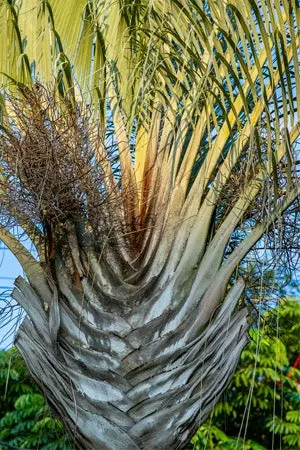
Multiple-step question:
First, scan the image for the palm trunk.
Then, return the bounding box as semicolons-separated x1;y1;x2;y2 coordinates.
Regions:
14;251;248;450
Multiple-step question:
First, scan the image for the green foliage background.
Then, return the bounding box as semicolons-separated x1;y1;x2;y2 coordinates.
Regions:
0;349;71;450
189;300;300;450
0;300;299;450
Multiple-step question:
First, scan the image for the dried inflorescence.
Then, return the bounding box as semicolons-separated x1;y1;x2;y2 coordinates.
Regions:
0;84;124;252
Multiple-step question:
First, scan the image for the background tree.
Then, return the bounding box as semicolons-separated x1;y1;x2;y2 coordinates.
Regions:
0;349;71;450
190;299;300;449
0;1;300;449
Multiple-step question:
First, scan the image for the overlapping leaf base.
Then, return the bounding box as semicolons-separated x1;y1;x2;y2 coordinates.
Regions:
14;258;248;450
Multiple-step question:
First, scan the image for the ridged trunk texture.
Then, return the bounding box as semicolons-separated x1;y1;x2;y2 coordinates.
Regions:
13;250;249;450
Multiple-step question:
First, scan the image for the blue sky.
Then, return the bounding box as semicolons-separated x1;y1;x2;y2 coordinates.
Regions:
0;247;24;349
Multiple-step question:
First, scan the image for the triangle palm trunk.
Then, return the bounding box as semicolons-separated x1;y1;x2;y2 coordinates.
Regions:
14;251;248;450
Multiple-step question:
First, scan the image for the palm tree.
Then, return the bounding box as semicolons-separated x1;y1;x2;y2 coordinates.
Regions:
0;1;299;449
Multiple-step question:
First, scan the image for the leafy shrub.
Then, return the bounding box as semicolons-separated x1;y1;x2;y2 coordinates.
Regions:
0;349;71;449
189;300;300;449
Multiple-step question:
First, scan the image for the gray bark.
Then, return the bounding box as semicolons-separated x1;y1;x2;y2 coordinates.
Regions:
13;249;248;450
